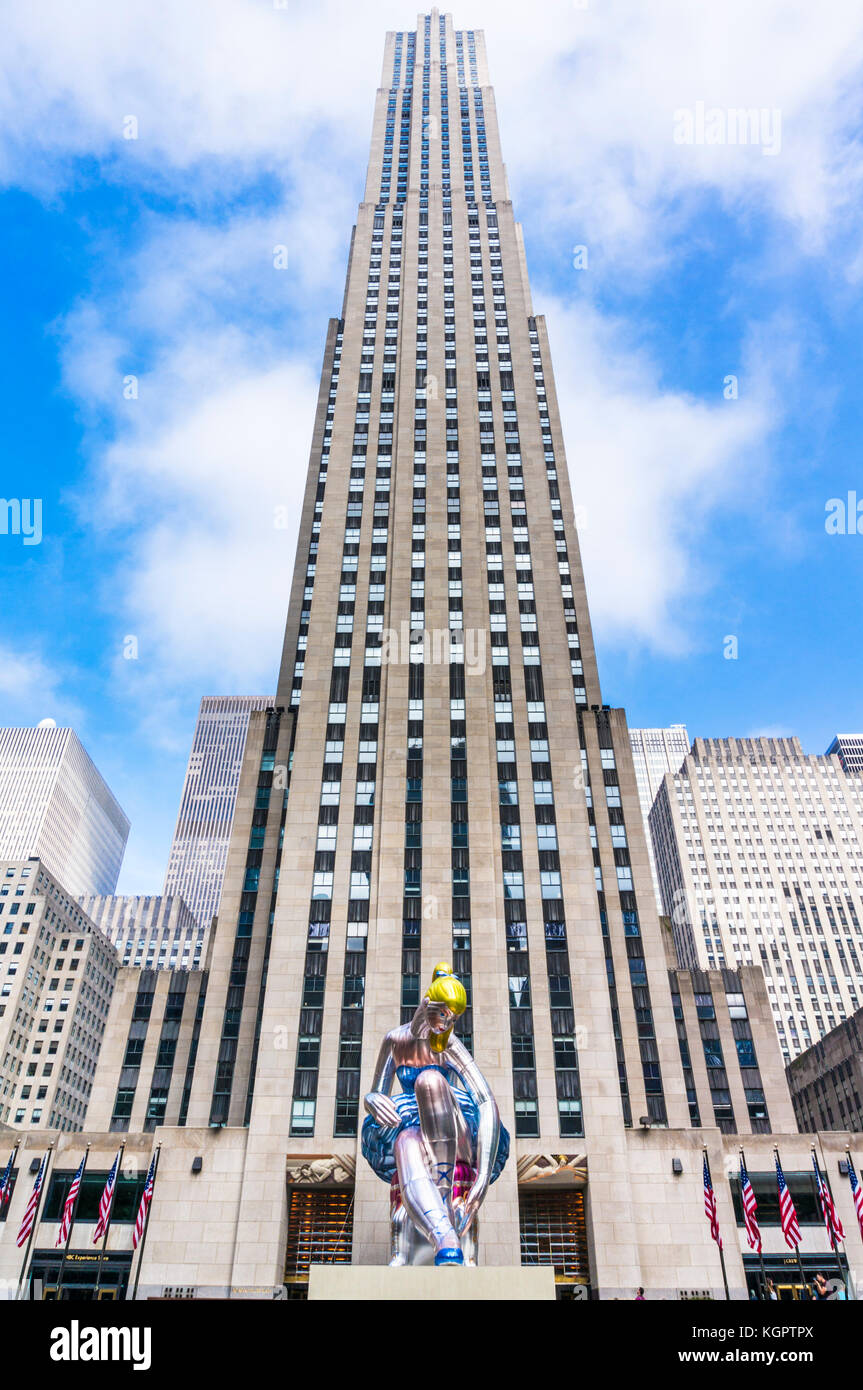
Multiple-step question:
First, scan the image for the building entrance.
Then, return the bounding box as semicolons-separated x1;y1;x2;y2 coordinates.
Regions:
519;1188;590;1296
29;1250;133;1300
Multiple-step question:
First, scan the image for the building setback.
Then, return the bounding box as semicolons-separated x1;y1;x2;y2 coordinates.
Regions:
650;736;863;1062
79;893;202;972
1;13;861;1302
163;697;275;931
0;726;129;895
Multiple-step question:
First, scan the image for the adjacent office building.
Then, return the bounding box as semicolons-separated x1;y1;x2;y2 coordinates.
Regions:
1;15;861;1302
162;697;275;930
78;893;202;971
827;734;863;777
0;726;129;895
787;1005;863;1134
650;736;863;1062
0;859;118;1131
629;725;689;908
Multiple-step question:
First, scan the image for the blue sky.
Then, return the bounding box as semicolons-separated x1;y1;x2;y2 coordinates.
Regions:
1;0;862;893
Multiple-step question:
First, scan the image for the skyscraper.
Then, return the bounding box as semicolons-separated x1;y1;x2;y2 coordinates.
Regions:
0;725;129;895
3;14;859;1305
163;696;275;929
180;7;691;1282
629;725;690;906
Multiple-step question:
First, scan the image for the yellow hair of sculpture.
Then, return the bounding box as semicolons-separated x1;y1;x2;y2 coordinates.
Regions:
425;962;467;1018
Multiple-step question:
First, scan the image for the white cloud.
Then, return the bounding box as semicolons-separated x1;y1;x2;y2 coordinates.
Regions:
86;339;318;692
2;0;862;260
545;297;775;651
4;0;854;707
0;642;81;726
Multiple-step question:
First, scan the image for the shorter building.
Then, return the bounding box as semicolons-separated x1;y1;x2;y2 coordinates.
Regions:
827;734;863;777
661;919;797;1137
0;725;129;894
786;1006;863;1134
86;954;210;1134
650;736;863;1062
0;859;118;1131
79;893;202;971
629;725;690;908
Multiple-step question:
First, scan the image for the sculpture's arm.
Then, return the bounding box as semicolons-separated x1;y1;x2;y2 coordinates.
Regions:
446;1037;500;1232
363;1030;401;1129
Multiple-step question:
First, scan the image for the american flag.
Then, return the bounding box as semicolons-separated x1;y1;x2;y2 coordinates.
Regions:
92;1149;122;1244
0;1150;15;1207
703;1153;722;1248
739;1155;761;1253
16;1153;47;1248
55;1154;86;1248
775;1152;801;1249
132;1153;157;1250
813;1151;844;1245
847;1153;863;1240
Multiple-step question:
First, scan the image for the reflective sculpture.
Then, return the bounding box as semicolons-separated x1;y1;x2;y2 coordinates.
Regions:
362;962;510;1266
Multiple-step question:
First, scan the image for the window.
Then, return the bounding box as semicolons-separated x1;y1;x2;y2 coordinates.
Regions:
553;1036;578;1069
514;1099;539;1137
509;976;530;1009
548;976;572;1008
558;1099;582;1136
297;1036;320;1069
291;1100;316;1136
694;993;715;1020
735;1037;757;1066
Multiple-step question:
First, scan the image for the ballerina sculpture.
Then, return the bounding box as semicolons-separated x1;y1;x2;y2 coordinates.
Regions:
362;962;510;1266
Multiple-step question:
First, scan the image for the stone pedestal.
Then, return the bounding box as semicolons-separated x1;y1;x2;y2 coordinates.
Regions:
307;1265;556;1300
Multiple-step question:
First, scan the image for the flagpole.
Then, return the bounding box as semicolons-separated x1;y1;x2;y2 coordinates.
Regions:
814;1142;848;1297
774;1145;807;1295
94;1141;125;1302
54;1142;90;1302
703;1147;730;1299
846;1145;862;1298
740;1146;768;1298
130;1143;161;1303
0;1139;21;1239
16;1143;54;1300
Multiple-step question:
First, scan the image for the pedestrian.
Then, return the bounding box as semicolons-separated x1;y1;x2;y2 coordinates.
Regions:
635;1287;645;1300
814;1272;829;1300
766;1278;778;1301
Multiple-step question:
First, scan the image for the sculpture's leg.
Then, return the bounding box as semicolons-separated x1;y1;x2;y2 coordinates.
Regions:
394;1128;459;1255
416;1068;471;1223
452;1160;478;1265
389;1178;409;1267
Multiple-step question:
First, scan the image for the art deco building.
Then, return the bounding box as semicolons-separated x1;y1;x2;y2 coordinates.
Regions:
1;14;861;1302
629;725;689;908
650;736;863;1061
0;726;129;895
0;860;118;1131
163;697;275;930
